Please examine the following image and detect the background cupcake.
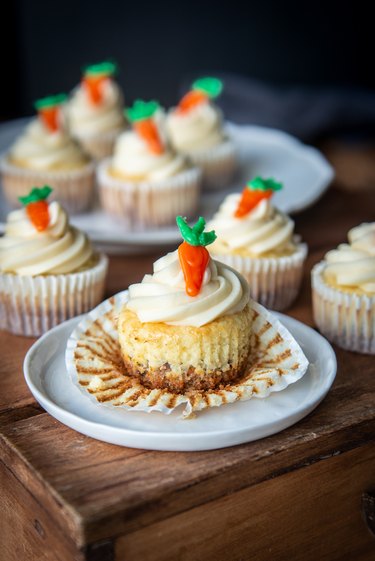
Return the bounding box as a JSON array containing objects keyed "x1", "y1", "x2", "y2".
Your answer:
[
  {"x1": 0, "y1": 94, "x2": 95, "y2": 213},
  {"x1": 208, "y1": 177, "x2": 307, "y2": 310},
  {"x1": 97, "y1": 99, "x2": 201, "y2": 228},
  {"x1": 312, "y1": 222, "x2": 375, "y2": 354},
  {"x1": 68, "y1": 60, "x2": 126, "y2": 160},
  {"x1": 166, "y1": 77, "x2": 237, "y2": 190},
  {"x1": 0, "y1": 186, "x2": 108, "y2": 336}
]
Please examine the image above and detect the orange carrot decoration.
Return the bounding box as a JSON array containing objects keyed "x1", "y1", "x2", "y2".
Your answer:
[
  {"x1": 82, "y1": 61, "x2": 117, "y2": 105},
  {"x1": 126, "y1": 100, "x2": 164, "y2": 154},
  {"x1": 176, "y1": 216, "x2": 217, "y2": 297},
  {"x1": 234, "y1": 177, "x2": 283, "y2": 218},
  {"x1": 34, "y1": 94, "x2": 67, "y2": 133},
  {"x1": 19, "y1": 186, "x2": 53, "y2": 232},
  {"x1": 176, "y1": 77, "x2": 223, "y2": 114}
]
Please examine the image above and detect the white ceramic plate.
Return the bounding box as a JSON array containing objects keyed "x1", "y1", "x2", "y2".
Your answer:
[
  {"x1": 24, "y1": 313, "x2": 336, "y2": 451},
  {"x1": 0, "y1": 119, "x2": 333, "y2": 252}
]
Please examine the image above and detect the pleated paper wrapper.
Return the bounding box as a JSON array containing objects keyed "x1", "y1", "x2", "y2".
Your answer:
[
  {"x1": 312, "y1": 261, "x2": 375, "y2": 354},
  {"x1": 66, "y1": 290, "x2": 309, "y2": 419},
  {"x1": 186, "y1": 138, "x2": 238, "y2": 190}
]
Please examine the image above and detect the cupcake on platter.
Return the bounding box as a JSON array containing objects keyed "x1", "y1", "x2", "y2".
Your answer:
[
  {"x1": 118, "y1": 216, "x2": 251, "y2": 392},
  {"x1": 166, "y1": 77, "x2": 237, "y2": 190},
  {"x1": 67, "y1": 61, "x2": 126, "y2": 160},
  {"x1": 0, "y1": 94, "x2": 95, "y2": 213},
  {"x1": 312, "y1": 222, "x2": 375, "y2": 354},
  {"x1": 208, "y1": 177, "x2": 307, "y2": 311},
  {"x1": 0, "y1": 186, "x2": 108, "y2": 336},
  {"x1": 97, "y1": 100, "x2": 201, "y2": 228}
]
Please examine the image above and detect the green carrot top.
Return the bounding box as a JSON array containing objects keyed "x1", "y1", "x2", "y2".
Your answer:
[
  {"x1": 125, "y1": 100, "x2": 160, "y2": 123},
  {"x1": 34, "y1": 93, "x2": 67, "y2": 111},
  {"x1": 83, "y1": 60, "x2": 118, "y2": 78},
  {"x1": 176, "y1": 216, "x2": 217, "y2": 247},
  {"x1": 192, "y1": 77, "x2": 223, "y2": 99},
  {"x1": 19, "y1": 186, "x2": 52, "y2": 206},
  {"x1": 246, "y1": 177, "x2": 283, "y2": 192}
]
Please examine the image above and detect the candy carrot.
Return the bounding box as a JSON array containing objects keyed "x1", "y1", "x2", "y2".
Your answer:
[
  {"x1": 82, "y1": 61, "x2": 117, "y2": 105},
  {"x1": 234, "y1": 177, "x2": 283, "y2": 218},
  {"x1": 126, "y1": 100, "x2": 164, "y2": 154},
  {"x1": 34, "y1": 94, "x2": 67, "y2": 133},
  {"x1": 176, "y1": 77, "x2": 223, "y2": 114},
  {"x1": 19, "y1": 186, "x2": 53, "y2": 232},
  {"x1": 176, "y1": 216, "x2": 217, "y2": 297}
]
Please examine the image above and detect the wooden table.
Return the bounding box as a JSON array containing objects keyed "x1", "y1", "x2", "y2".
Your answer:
[{"x1": 1, "y1": 176, "x2": 375, "y2": 560}]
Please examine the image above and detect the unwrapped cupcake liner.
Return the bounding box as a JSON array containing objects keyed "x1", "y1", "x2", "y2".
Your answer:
[
  {"x1": 187, "y1": 139, "x2": 237, "y2": 190},
  {"x1": 66, "y1": 290, "x2": 309, "y2": 419},
  {"x1": 73, "y1": 127, "x2": 125, "y2": 161},
  {"x1": 0, "y1": 254, "x2": 108, "y2": 337},
  {"x1": 211, "y1": 243, "x2": 307, "y2": 311},
  {"x1": 0, "y1": 155, "x2": 96, "y2": 214},
  {"x1": 312, "y1": 262, "x2": 375, "y2": 354},
  {"x1": 97, "y1": 159, "x2": 201, "y2": 229}
]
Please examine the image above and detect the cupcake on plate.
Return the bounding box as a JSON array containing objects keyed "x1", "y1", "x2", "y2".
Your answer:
[
  {"x1": 118, "y1": 216, "x2": 251, "y2": 392},
  {"x1": 0, "y1": 94, "x2": 95, "y2": 213},
  {"x1": 312, "y1": 222, "x2": 375, "y2": 354},
  {"x1": 97, "y1": 100, "x2": 201, "y2": 228},
  {"x1": 166, "y1": 77, "x2": 237, "y2": 190},
  {"x1": 208, "y1": 177, "x2": 307, "y2": 311},
  {"x1": 68, "y1": 61, "x2": 126, "y2": 160},
  {"x1": 0, "y1": 186, "x2": 108, "y2": 336}
]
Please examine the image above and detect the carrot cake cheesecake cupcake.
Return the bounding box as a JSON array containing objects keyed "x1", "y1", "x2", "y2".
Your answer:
[
  {"x1": 166, "y1": 77, "x2": 237, "y2": 190},
  {"x1": 68, "y1": 61, "x2": 126, "y2": 160},
  {"x1": 208, "y1": 177, "x2": 307, "y2": 311},
  {"x1": 118, "y1": 216, "x2": 251, "y2": 392},
  {"x1": 312, "y1": 222, "x2": 375, "y2": 354},
  {"x1": 97, "y1": 100, "x2": 201, "y2": 228},
  {"x1": 0, "y1": 186, "x2": 108, "y2": 336},
  {"x1": 0, "y1": 94, "x2": 95, "y2": 213}
]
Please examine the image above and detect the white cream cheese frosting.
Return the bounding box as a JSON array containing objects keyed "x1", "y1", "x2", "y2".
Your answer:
[
  {"x1": 324, "y1": 222, "x2": 375, "y2": 293},
  {"x1": 111, "y1": 128, "x2": 186, "y2": 181},
  {"x1": 126, "y1": 249, "x2": 249, "y2": 327},
  {"x1": 68, "y1": 79, "x2": 125, "y2": 137},
  {"x1": 166, "y1": 103, "x2": 225, "y2": 153},
  {"x1": 0, "y1": 202, "x2": 94, "y2": 275},
  {"x1": 8, "y1": 118, "x2": 88, "y2": 170},
  {"x1": 208, "y1": 194, "x2": 296, "y2": 256}
]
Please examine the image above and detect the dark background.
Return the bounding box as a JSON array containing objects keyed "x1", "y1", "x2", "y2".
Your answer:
[{"x1": 1, "y1": 0, "x2": 373, "y2": 124}]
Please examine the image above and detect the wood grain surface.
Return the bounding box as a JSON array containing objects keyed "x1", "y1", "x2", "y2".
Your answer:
[{"x1": 1, "y1": 184, "x2": 374, "y2": 561}]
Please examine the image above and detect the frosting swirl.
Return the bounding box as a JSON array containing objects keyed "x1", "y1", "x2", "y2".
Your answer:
[
  {"x1": 68, "y1": 79, "x2": 125, "y2": 137},
  {"x1": 126, "y1": 250, "x2": 249, "y2": 327},
  {"x1": 324, "y1": 222, "x2": 375, "y2": 293},
  {"x1": 0, "y1": 202, "x2": 94, "y2": 276},
  {"x1": 167, "y1": 103, "x2": 225, "y2": 152},
  {"x1": 8, "y1": 119, "x2": 88, "y2": 171},
  {"x1": 208, "y1": 194, "x2": 296, "y2": 256},
  {"x1": 111, "y1": 117, "x2": 187, "y2": 181}
]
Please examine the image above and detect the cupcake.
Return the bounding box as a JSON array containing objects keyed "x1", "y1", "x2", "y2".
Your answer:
[
  {"x1": 208, "y1": 177, "x2": 307, "y2": 311},
  {"x1": 118, "y1": 216, "x2": 251, "y2": 392},
  {"x1": 68, "y1": 61, "x2": 126, "y2": 160},
  {"x1": 0, "y1": 186, "x2": 108, "y2": 336},
  {"x1": 166, "y1": 77, "x2": 237, "y2": 190},
  {"x1": 97, "y1": 100, "x2": 201, "y2": 228},
  {"x1": 312, "y1": 222, "x2": 375, "y2": 354},
  {"x1": 0, "y1": 94, "x2": 95, "y2": 213}
]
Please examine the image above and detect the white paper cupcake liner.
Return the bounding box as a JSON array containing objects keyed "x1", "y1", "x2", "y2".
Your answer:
[
  {"x1": 0, "y1": 155, "x2": 96, "y2": 214},
  {"x1": 311, "y1": 262, "x2": 375, "y2": 354},
  {"x1": 0, "y1": 254, "x2": 108, "y2": 337},
  {"x1": 187, "y1": 138, "x2": 237, "y2": 190},
  {"x1": 97, "y1": 159, "x2": 201, "y2": 229},
  {"x1": 211, "y1": 243, "x2": 307, "y2": 311},
  {"x1": 65, "y1": 290, "x2": 309, "y2": 419},
  {"x1": 73, "y1": 126, "x2": 126, "y2": 161}
]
